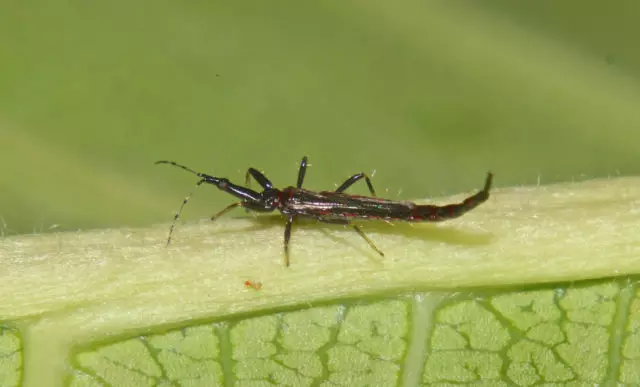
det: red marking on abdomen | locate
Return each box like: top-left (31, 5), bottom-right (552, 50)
top-left (410, 208), bottom-right (424, 221)
top-left (410, 206), bottom-right (440, 221)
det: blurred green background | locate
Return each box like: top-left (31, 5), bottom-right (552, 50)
top-left (2, 0), bottom-right (640, 235)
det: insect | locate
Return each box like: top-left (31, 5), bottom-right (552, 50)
top-left (244, 280), bottom-right (263, 290)
top-left (156, 156), bottom-right (493, 267)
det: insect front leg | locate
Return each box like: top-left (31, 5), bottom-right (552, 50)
top-left (244, 168), bottom-right (273, 213)
top-left (211, 202), bottom-right (242, 221)
top-left (335, 173), bottom-right (377, 196)
top-left (156, 160), bottom-right (270, 244)
top-left (319, 218), bottom-right (384, 257)
top-left (245, 168), bottom-right (273, 190)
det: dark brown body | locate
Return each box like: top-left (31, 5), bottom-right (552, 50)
top-left (277, 184), bottom-right (491, 223)
top-left (157, 156), bottom-right (493, 266)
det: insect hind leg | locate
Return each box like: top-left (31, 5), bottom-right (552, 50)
top-left (335, 173), bottom-right (376, 196)
top-left (319, 218), bottom-right (384, 257)
top-left (351, 224), bottom-right (384, 256)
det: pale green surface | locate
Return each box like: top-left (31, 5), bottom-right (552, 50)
top-left (2, 1), bottom-right (640, 386)
top-left (3, 178), bottom-right (640, 385)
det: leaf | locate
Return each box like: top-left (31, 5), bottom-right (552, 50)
top-left (2, 177), bottom-right (640, 385)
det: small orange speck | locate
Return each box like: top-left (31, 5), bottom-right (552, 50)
top-left (244, 280), bottom-right (263, 290)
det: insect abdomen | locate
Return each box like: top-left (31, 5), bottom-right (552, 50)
top-left (408, 179), bottom-right (491, 221)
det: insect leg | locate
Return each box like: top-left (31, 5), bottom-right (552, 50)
top-left (157, 160), bottom-right (267, 244)
top-left (319, 218), bottom-right (384, 257)
top-left (352, 225), bottom-right (384, 257)
top-left (211, 202), bottom-right (242, 221)
top-left (245, 168), bottom-right (273, 190)
top-left (335, 173), bottom-right (376, 196)
top-left (283, 216), bottom-right (294, 267)
top-left (243, 169), bottom-right (272, 212)
top-left (297, 156), bottom-right (308, 188)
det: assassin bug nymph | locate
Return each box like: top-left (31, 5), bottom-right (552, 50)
top-left (156, 157), bottom-right (493, 267)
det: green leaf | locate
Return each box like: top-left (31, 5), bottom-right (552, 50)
top-left (3, 1), bottom-right (640, 386)
top-left (3, 177), bottom-right (640, 385)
